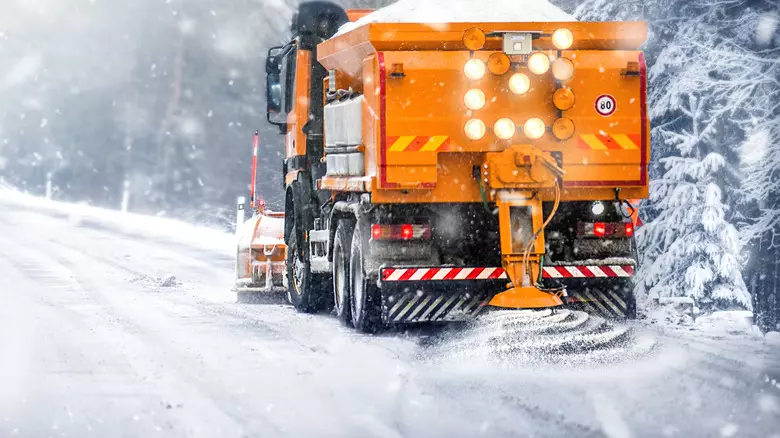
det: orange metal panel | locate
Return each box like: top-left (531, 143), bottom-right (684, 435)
top-left (315, 21), bottom-right (649, 204)
top-left (346, 9), bottom-right (373, 22)
top-left (318, 22), bottom-right (647, 60)
top-left (286, 49), bottom-right (312, 159)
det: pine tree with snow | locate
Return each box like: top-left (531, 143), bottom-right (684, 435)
top-left (573, 0), bottom-right (763, 310)
top-left (638, 154), bottom-right (751, 310)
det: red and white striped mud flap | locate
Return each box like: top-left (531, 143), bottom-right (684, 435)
top-left (380, 265), bottom-right (635, 282)
top-left (544, 265), bottom-right (636, 318)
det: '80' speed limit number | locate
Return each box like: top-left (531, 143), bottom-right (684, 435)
top-left (595, 94), bottom-right (616, 117)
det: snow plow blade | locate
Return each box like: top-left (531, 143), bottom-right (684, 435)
top-left (235, 210), bottom-right (287, 294)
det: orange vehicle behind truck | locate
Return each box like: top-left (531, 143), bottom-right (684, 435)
top-left (262, 2), bottom-right (649, 332)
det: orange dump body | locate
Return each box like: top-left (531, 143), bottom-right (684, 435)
top-left (317, 21), bottom-right (649, 204)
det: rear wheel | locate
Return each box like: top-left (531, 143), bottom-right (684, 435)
top-left (286, 215), bottom-right (329, 313)
top-left (350, 222), bottom-right (383, 333)
top-left (332, 220), bottom-right (354, 325)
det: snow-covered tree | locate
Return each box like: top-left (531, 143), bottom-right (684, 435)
top-left (572, 0), bottom-right (780, 311)
top-left (638, 154), bottom-right (751, 309)
top-left (735, 7), bottom-right (780, 329)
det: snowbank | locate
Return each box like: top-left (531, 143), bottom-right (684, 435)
top-left (338, 0), bottom-right (575, 35)
top-left (0, 188), bottom-right (234, 254)
top-left (694, 310), bottom-right (756, 334)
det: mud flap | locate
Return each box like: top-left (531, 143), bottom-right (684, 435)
top-left (380, 279), bottom-right (504, 324)
top-left (549, 278), bottom-right (636, 319)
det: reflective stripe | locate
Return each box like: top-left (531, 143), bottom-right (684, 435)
top-left (418, 295), bottom-right (445, 321)
top-left (589, 266), bottom-right (608, 277)
top-left (386, 269), bottom-right (406, 281)
top-left (544, 267), bottom-right (563, 278)
top-left (610, 265), bottom-right (631, 277)
top-left (477, 268), bottom-right (494, 279)
top-left (580, 134), bottom-right (608, 150)
top-left (407, 294), bottom-right (434, 321)
top-left (388, 136), bottom-right (416, 152)
top-left (432, 268), bottom-right (451, 280)
top-left (565, 266), bottom-right (586, 278)
top-left (409, 268), bottom-right (428, 281)
top-left (611, 134), bottom-right (639, 150)
top-left (454, 268), bottom-right (471, 280)
top-left (420, 136), bottom-right (449, 152)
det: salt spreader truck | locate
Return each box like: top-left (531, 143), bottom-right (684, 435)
top-left (246, 2), bottom-right (648, 332)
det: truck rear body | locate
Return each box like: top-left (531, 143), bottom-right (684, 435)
top-left (262, 3), bottom-right (649, 329)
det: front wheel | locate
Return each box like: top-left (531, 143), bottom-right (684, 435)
top-left (349, 222), bottom-right (383, 333)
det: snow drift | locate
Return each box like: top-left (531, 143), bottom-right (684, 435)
top-left (338, 0), bottom-right (575, 34)
top-left (0, 188), bottom-right (234, 254)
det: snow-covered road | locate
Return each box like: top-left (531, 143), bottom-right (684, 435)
top-left (1, 195), bottom-right (778, 438)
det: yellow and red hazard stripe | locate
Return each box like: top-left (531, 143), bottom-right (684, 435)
top-left (386, 135), bottom-right (451, 153)
top-left (578, 133), bottom-right (641, 150)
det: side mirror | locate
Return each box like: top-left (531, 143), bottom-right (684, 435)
top-left (266, 46), bottom-right (286, 129)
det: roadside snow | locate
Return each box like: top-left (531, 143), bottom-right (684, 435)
top-left (338, 0), bottom-right (575, 35)
top-left (640, 301), bottom-right (777, 342)
top-left (695, 311), bottom-right (757, 335)
top-left (0, 188), bottom-right (234, 254)
top-left (765, 331), bottom-right (780, 345)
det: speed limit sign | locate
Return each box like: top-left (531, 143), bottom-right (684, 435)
top-left (595, 94), bottom-right (616, 117)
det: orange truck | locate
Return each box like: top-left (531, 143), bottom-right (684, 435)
top-left (259, 2), bottom-right (648, 332)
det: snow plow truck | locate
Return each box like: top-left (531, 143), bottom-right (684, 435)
top-left (238, 1), bottom-right (648, 332)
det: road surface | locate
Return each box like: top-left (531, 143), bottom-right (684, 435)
top-left (0, 196), bottom-right (778, 438)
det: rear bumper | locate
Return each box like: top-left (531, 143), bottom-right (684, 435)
top-left (379, 264), bottom-right (636, 322)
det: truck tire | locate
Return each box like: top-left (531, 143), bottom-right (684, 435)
top-left (286, 215), bottom-right (329, 313)
top-left (332, 220), bottom-right (354, 325)
top-left (350, 221), bottom-right (383, 333)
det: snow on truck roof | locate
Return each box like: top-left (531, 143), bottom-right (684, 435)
top-left (337, 0), bottom-right (576, 35)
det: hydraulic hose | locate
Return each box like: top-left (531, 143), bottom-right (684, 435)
top-left (521, 180), bottom-right (561, 289)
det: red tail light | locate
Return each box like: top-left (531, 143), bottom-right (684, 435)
top-left (371, 223), bottom-right (431, 241)
top-left (625, 223), bottom-right (634, 237)
top-left (593, 222), bottom-right (606, 237)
